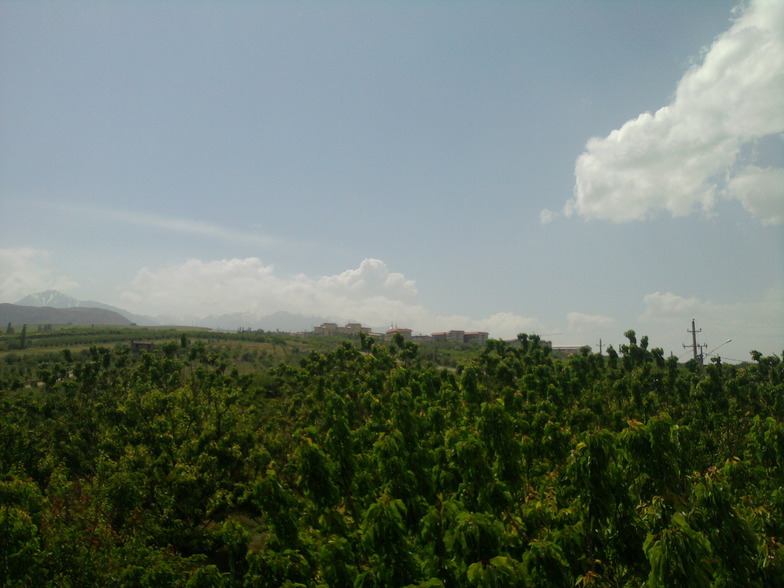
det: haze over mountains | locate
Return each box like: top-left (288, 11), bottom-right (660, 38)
top-left (5, 290), bottom-right (334, 332)
top-left (15, 290), bottom-right (156, 326)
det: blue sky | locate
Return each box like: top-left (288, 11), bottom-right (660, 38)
top-left (1, 0), bottom-right (782, 361)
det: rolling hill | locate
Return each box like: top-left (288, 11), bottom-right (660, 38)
top-left (0, 303), bottom-right (133, 326)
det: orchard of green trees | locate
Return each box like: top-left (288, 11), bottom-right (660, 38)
top-left (0, 331), bottom-right (782, 586)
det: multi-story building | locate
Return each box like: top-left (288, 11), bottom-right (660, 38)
top-left (313, 322), bottom-right (370, 336)
top-left (386, 328), bottom-right (413, 341)
top-left (431, 330), bottom-right (488, 345)
top-left (552, 345), bottom-right (589, 355)
top-left (464, 332), bottom-right (489, 345)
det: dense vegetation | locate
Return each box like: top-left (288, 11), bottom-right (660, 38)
top-left (0, 325), bottom-right (476, 385)
top-left (0, 330), bottom-right (782, 586)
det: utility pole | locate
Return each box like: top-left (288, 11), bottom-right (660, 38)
top-left (683, 318), bottom-right (707, 367)
top-left (597, 338), bottom-right (603, 356)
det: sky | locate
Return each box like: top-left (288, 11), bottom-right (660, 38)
top-left (1, 0), bottom-right (782, 362)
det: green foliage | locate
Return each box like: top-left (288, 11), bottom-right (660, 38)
top-left (0, 505), bottom-right (41, 584)
top-left (466, 555), bottom-right (527, 587)
top-left (522, 540), bottom-right (570, 586)
top-left (0, 331), bottom-right (780, 585)
top-left (644, 512), bottom-right (713, 587)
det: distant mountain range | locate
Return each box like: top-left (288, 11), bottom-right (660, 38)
top-left (6, 290), bottom-right (337, 333)
top-left (15, 290), bottom-right (159, 326)
top-left (0, 303), bottom-right (133, 327)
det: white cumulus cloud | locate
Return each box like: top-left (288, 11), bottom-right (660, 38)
top-left (0, 247), bottom-right (79, 302)
top-left (726, 165), bottom-right (784, 224)
top-left (641, 291), bottom-right (705, 319)
top-left (567, 311), bottom-right (616, 333)
top-left (539, 209), bottom-right (558, 225)
top-left (118, 257), bottom-right (556, 339)
top-left (563, 0), bottom-right (784, 224)
top-left (316, 258), bottom-right (417, 301)
top-left (120, 257), bottom-right (424, 326)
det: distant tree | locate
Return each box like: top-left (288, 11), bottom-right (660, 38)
top-left (5, 322), bottom-right (14, 335)
top-left (606, 345), bottom-right (618, 369)
top-left (19, 325), bottom-right (27, 350)
top-left (359, 330), bottom-right (369, 351)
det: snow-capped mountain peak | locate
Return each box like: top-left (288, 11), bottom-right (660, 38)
top-left (16, 290), bottom-right (81, 308)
